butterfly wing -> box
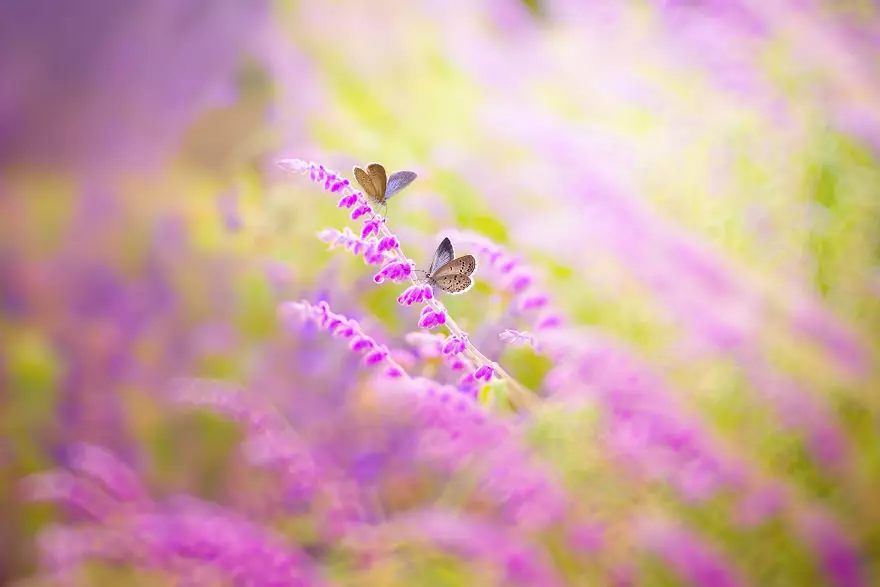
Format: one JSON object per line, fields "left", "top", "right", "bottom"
{"left": 353, "top": 166, "right": 379, "bottom": 201}
{"left": 385, "top": 170, "right": 417, "bottom": 200}
{"left": 367, "top": 163, "right": 388, "bottom": 202}
{"left": 429, "top": 237, "right": 455, "bottom": 275}
{"left": 431, "top": 254, "right": 477, "bottom": 279}
{"left": 431, "top": 274, "right": 474, "bottom": 295}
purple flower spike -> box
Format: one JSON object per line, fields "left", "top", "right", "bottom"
{"left": 351, "top": 205, "right": 372, "bottom": 220}
{"left": 374, "top": 261, "right": 413, "bottom": 284}
{"left": 445, "top": 230, "right": 563, "bottom": 332}
{"left": 338, "top": 193, "right": 358, "bottom": 208}
{"left": 474, "top": 365, "right": 495, "bottom": 381}
{"left": 282, "top": 299, "right": 409, "bottom": 379}
{"left": 316, "top": 226, "right": 394, "bottom": 266}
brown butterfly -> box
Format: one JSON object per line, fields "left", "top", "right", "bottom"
{"left": 352, "top": 163, "right": 417, "bottom": 218}
{"left": 416, "top": 237, "right": 477, "bottom": 295}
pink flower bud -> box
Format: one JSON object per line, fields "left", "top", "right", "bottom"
{"left": 351, "top": 205, "right": 371, "bottom": 220}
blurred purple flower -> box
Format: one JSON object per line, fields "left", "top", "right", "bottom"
{"left": 499, "top": 328, "right": 541, "bottom": 350}
{"left": 279, "top": 299, "right": 407, "bottom": 378}
{"left": 0, "top": 0, "right": 269, "bottom": 174}
{"left": 739, "top": 356, "right": 851, "bottom": 469}
{"left": 388, "top": 509, "right": 566, "bottom": 587}
{"left": 31, "top": 494, "right": 330, "bottom": 586}
{"left": 216, "top": 189, "right": 243, "bottom": 233}
{"left": 418, "top": 306, "right": 447, "bottom": 329}
{"left": 446, "top": 230, "right": 563, "bottom": 332}
{"left": 797, "top": 513, "right": 867, "bottom": 587}
{"left": 543, "top": 329, "right": 751, "bottom": 502}
{"left": 318, "top": 227, "right": 395, "bottom": 266}
{"left": 442, "top": 334, "right": 468, "bottom": 356}
{"left": 373, "top": 260, "right": 413, "bottom": 284}
{"left": 473, "top": 364, "right": 495, "bottom": 382}
{"left": 397, "top": 283, "right": 434, "bottom": 306}
{"left": 637, "top": 517, "right": 746, "bottom": 587}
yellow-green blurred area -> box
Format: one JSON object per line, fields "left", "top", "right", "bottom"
{"left": 2, "top": 0, "right": 880, "bottom": 585}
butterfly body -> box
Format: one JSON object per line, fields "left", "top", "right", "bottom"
{"left": 420, "top": 237, "right": 477, "bottom": 295}
{"left": 353, "top": 163, "right": 417, "bottom": 214}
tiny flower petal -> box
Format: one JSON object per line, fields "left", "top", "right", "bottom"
{"left": 364, "top": 348, "right": 388, "bottom": 366}
{"left": 448, "top": 356, "right": 467, "bottom": 370}
{"left": 377, "top": 236, "right": 398, "bottom": 253}
{"left": 509, "top": 273, "right": 533, "bottom": 293}
{"left": 351, "top": 205, "right": 371, "bottom": 220}
{"left": 537, "top": 314, "right": 563, "bottom": 329}
{"left": 338, "top": 193, "right": 358, "bottom": 208}
{"left": 374, "top": 261, "right": 413, "bottom": 284}
{"left": 418, "top": 308, "right": 447, "bottom": 329}
{"left": 442, "top": 335, "right": 467, "bottom": 355}
{"left": 317, "top": 228, "right": 341, "bottom": 244}
{"left": 520, "top": 295, "right": 549, "bottom": 311}
{"left": 474, "top": 365, "right": 495, "bottom": 381}
{"left": 362, "top": 241, "right": 387, "bottom": 265}
{"left": 397, "top": 285, "right": 424, "bottom": 306}
{"left": 361, "top": 221, "right": 380, "bottom": 239}
{"left": 350, "top": 336, "right": 375, "bottom": 352}
{"left": 277, "top": 158, "right": 308, "bottom": 173}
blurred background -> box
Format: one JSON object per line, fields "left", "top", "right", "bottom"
{"left": 1, "top": 0, "right": 879, "bottom": 585}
